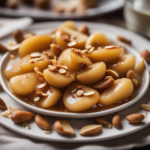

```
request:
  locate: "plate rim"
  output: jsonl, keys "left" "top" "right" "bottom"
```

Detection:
{"left": 0, "top": 21, "right": 149, "bottom": 119}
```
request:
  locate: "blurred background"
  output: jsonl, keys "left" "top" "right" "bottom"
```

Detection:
{"left": 0, "top": 0, "right": 150, "bottom": 149}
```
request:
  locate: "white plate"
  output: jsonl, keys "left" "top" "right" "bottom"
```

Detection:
{"left": 0, "top": 22, "right": 150, "bottom": 143}
{"left": 0, "top": 22, "right": 149, "bottom": 118}
{"left": 0, "top": 0, "right": 124, "bottom": 20}
{"left": 0, "top": 86, "right": 150, "bottom": 143}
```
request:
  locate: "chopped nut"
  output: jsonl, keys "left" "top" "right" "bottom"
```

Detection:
{"left": 141, "top": 104, "right": 150, "bottom": 111}
{"left": 117, "top": 36, "right": 131, "bottom": 44}
{"left": 42, "top": 93, "right": 48, "bottom": 97}
{"left": 83, "top": 91, "right": 95, "bottom": 96}
{"left": 59, "top": 69, "right": 66, "bottom": 74}
{"left": 48, "top": 65, "right": 56, "bottom": 71}
{"left": 82, "top": 50, "right": 88, "bottom": 54}
{"left": 76, "top": 90, "right": 84, "bottom": 97}
{"left": 71, "top": 48, "right": 85, "bottom": 58}
{"left": 35, "top": 57, "right": 44, "bottom": 61}
{"left": 88, "top": 47, "right": 94, "bottom": 54}
{"left": 37, "top": 82, "right": 46, "bottom": 89}
{"left": 10, "top": 54, "right": 16, "bottom": 59}
{"left": 105, "top": 45, "right": 120, "bottom": 50}
{"left": 71, "top": 88, "right": 77, "bottom": 93}
{"left": 1, "top": 110, "right": 11, "bottom": 117}
{"left": 34, "top": 97, "right": 40, "bottom": 102}
{"left": 86, "top": 45, "right": 92, "bottom": 50}
{"left": 26, "top": 125, "right": 30, "bottom": 130}
{"left": 68, "top": 41, "right": 77, "bottom": 47}
{"left": 51, "top": 59, "right": 57, "bottom": 66}
{"left": 44, "top": 130, "right": 52, "bottom": 134}
{"left": 34, "top": 67, "right": 39, "bottom": 72}
{"left": 106, "top": 69, "right": 119, "bottom": 79}
{"left": 36, "top": 91, "right": 42, "bottom": 97}
{"left": 8, "top": 41, "right": 16, "bottom": 46}
{"left": 78, "top": 25, "right": 89, "bottom": 35}
{"left": 140, "top": 50, "right": 150, "bottom": 63}
{"left": 30, "top": 52, "right": 41, "bottom": 58}
{"left": 61, "top": 32, "right": 71, "bottom": 43}
{"left": 29, "top": 59, "right": 36, "bottom": 63}
{"left": 7, "top": 43, "right": 21, "bottom": 51}
{"left": 126, "top": 70, "right": 141, "bottom": 88}
{"left": 50, "top": 44, "right": 63, "bottom": 55}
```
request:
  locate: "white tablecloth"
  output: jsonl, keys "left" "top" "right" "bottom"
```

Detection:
{"left": 0, "top": 124, "right": 150, "bottom": 150}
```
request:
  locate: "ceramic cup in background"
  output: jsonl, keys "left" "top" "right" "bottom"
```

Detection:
{"left": 124, "top": 0, "right": 150, "bottom": 38}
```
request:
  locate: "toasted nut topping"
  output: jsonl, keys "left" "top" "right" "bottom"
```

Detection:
{"left": 37, "top": 82, "right": 46, "bottom": 89}
{"left": 8, "top": 41, "right": 16, "bottom": 46}
{"left": 36, "top": 91, "right": 42, "bottom": 97}
{"left": 82, "top": 50, "right": 88, "bottom": 54}
{"left": 48, "top": 65, "right": 56, "bottom": 71}
{"left": 92, "top": 78, "right": 114, "bottom": 90}
{"left": 76, "top": 90, "right": 84, "bottom": 97}
{"left": 141, "top": 104, "right": 150, "bottom": 111}
{"left": 86, "top": 45, "right": 92, "bottom": 50}
{"left": 62, "top": 66, "right": 68, "bottom": 70}
{"left": 117, "top": 36, "right": 131, "bottom": 44}
{"left": 10, "top": 54, "right": 16, "bottom": 60}
{"left": 106, "top": 69, "right": 119, "bottom": 79}
{"left": 105, "top": 45, "right": 120, "bottom": 50}
{"left": 35, "top": 57, "right": 44, "bottom": 61}
{"left": 140, "top": 50, "right": 150, "bottom": 63}
{"left": 34, "top": 67, "right": 39, "bottom": 72}
{"left": 34, "top": 97, "right": 40, "bottom": 102}
{"left": 76, "top": 86, "right": 83, "bottom": 89}
{"left": 88, "top": 47, "right": 94, "bottom": 54}
{"left": 126, "top": 70, "right": 141, "bottom": 88}
{"left": 1, "top": 110, "right": 11, "bottom": 117}
{"left": 83, "top": 91, "right": 95, "bottom": 96}
{"left": 44, "top": 130, "right": 52, "bottom": 134}
{"left": 29, "top": 59, "right": 36, "bottom": 63}
{"left": 59, "top": 69, "right": 66, "bottom": 74}
{"left": 42, "top": 93, "right": 48, "bottom": 96}
{"left": 30, "top": 52, "right": 41, "bottom": 58}
{"left": 71, "top": 88, "right": 77, "bottom": 93}
{"left": 7, "top": 43, "right": 21, "bottom": 51}
{"left": 105, "top": 76, "right": 112, "bottom": 80}
{"left": 23, "top": 122, "right": 28, "bottom": 127}
{"left": 71, "top": 48, "right": 85, "bottom": 58}
{"left": 68, "top": 41, "right": 77, "bottom": 47}
{"left": 26, "top": 125, "right": 30, "bottom": 130}
{"left": 51, "top": 59, "right": 57, "bottom": 66}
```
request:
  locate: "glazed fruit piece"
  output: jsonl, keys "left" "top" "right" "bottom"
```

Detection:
{"left": 107, "top": 54, "right": 135, "bottom": 77}
{"left": 10, "top": 72, "right": 39, "bottom": 95}
{"left": 58, "top": 48, "right": 92, "bottom": 73}
{"left": 55, "top": 27, "right": 88, "bottom": 49}
{"left": 43, "top": 69, "right": 75, "bottom": 88}
{"left": 99, "top": 78, "right": 133, "bottom": 106}
{"left": 19, "top": 35, "right": 53, "bottom": 57}
{"left": 35, "top": 87, "right": 61, "bottom": 108}
{"left": 85, "top": 31, "right": 111, "bottom": 48}
{"left": 5, "top": 53, "right": 49, "bottom": 79}
{"left": 59, "top": 21, "right": 76, "bottom": 30}
{"left": 76, "top": 62, "right": 106, "bottom": 85}
{"left": 87, "top": 46, "right": 122, "bottom": 63}
{"left": 63, "top": 82, "right": 100, "bottom": 112}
